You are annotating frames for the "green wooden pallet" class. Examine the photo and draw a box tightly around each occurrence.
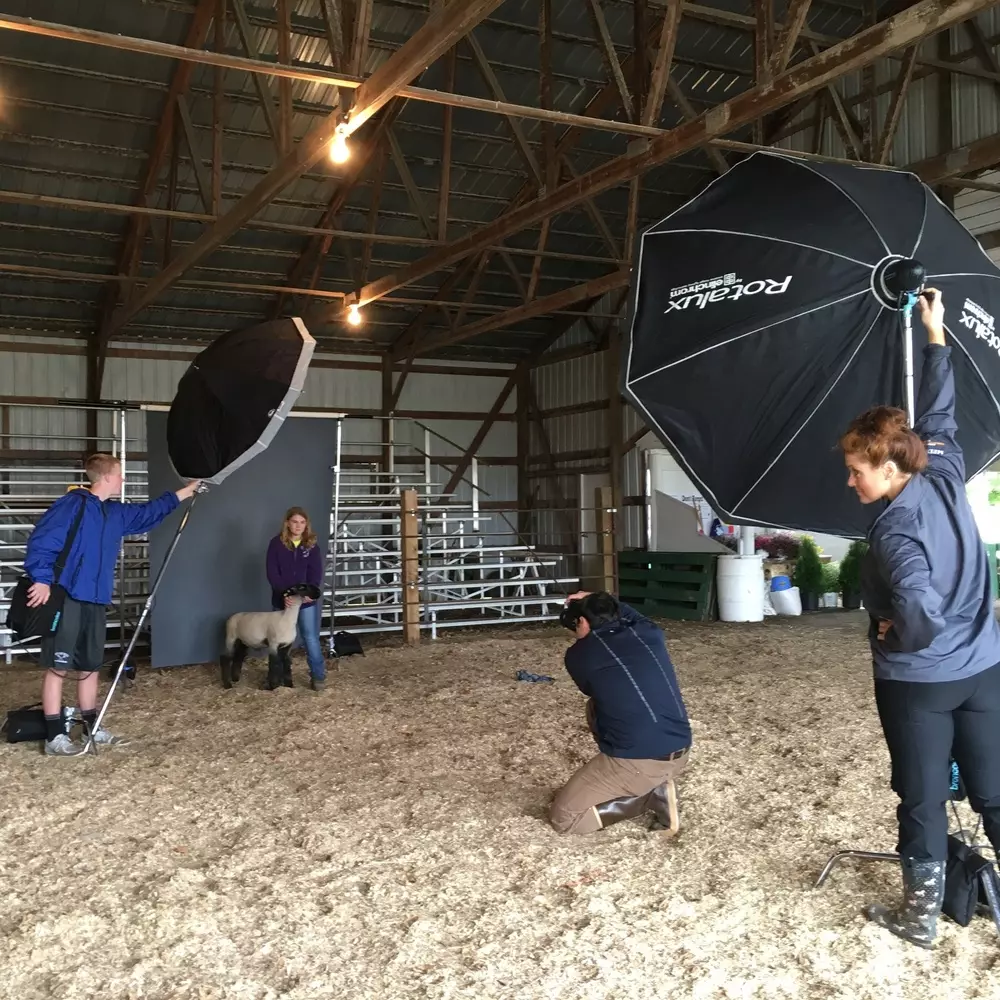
[617,551,718,622]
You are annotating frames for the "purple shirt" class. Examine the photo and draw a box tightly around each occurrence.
[266,535,323,608]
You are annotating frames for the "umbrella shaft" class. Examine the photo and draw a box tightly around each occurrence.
[902,302,916,425]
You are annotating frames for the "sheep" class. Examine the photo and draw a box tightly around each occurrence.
[220,583,321,690]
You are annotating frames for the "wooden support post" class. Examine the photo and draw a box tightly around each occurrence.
[606,321,623,511]
[400,488,420,645]
[597,485,617,595]
[516,366,532,537]
[0,403,7,494]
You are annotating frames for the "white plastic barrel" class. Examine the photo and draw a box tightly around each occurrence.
[717,554,766,622]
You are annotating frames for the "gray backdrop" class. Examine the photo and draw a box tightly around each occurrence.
[147,411,335,668]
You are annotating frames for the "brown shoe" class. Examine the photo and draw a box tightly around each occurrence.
[648,780,679,837]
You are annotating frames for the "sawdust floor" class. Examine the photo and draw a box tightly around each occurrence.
[1,613,998,1000]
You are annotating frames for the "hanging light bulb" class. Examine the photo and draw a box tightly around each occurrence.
[329,123,350,164]
[346,302,362,327]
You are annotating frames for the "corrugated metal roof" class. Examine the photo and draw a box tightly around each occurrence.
[1,0,998,361]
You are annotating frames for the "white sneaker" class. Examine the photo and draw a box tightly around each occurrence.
[91,727,129,748]
[44,733,81,757]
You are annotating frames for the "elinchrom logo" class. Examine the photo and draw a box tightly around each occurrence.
[665,272,793,312]
[961,298,1000,355]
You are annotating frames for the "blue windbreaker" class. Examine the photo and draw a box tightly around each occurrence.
[24,489,179,605]
[862,344,1000,682]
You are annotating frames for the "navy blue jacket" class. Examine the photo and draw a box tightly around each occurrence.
[564,603,692,759]
[862,344,1000,682]
[24,489,179,606]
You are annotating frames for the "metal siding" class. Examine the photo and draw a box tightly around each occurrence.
[396,372,516,414]
[0,348,85,398]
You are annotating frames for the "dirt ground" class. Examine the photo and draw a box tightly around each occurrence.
[1,613,998,1000]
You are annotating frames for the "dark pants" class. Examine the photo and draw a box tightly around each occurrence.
[875,661,1000,861]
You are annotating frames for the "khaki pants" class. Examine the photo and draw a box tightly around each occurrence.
[549,747,689,834]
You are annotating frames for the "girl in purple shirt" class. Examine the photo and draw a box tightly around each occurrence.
[265,507,326,691]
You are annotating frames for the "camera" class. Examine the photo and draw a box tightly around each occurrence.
[560,599,585,632]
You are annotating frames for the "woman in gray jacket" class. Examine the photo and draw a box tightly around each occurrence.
[839,288,1000,948]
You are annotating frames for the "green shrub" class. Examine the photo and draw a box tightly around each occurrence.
[838,539,869,594]
[821,562,840,593]
[792,536,825,595]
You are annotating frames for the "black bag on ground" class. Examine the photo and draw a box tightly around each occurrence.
[333,631,364,657]
[2,705,47,744]
[5,493,87,642]
[943,834,998,926]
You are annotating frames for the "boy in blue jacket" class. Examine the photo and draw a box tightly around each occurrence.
[24,453,199,756]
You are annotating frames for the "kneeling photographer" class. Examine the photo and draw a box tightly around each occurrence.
[549,591,692,835]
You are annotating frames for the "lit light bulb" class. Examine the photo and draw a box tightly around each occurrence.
[346,303,362,327]
[329,124,350,164]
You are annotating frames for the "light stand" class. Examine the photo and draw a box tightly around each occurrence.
[877,257,926,426]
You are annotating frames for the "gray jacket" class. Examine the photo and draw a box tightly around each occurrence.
[861,344,1000,683]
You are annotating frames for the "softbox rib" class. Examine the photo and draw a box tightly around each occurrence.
[792,158,891,257]
[626,290,869,386]
[647,227,875,268]
[730,312,880,516]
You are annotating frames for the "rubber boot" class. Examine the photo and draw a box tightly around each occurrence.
[595,791,655,829]
[866,857,945,949]
[648,780,680,837]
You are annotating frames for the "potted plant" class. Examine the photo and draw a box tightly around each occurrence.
[821,562,841,608]
[792,536,824,611]
[838,539,868,611]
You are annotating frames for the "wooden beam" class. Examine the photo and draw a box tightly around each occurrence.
[963,16,1000,101]
[175,94,213,212]
[276,0,294,155]
[753,0,774,141]
[634,0,649,122]
[442,374,518,495]
[937,29,955,209]
[665,76,728,174]
[418,269,629,354]
[464,32,543,188]
[768,0,812,76]
[356,0,994,310]
[606,320,623,511]
[317,0,346,72]
[97,0,215,347]
[876,45,918,164]
[438,46,456,244]
[212,0,226,215]
[361,143,386,287]
[350,0,373,78]
[910,130,1000,182]
[230,0,282,150]
[560,156,622,259]
[110,0,508,336]
[644,0,683,128]
[388,127,435,239]
[164,119,179,265]
[587,0,634,121]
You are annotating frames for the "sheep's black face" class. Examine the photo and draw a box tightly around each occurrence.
[283,583,321,601]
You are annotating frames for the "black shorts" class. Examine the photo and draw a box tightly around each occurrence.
[39,597,107,673]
